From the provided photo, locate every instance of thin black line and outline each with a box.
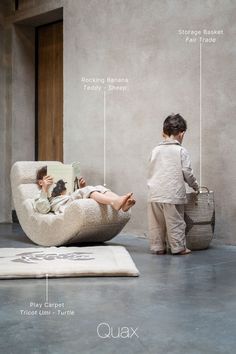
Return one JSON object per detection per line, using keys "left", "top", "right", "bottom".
{"left": 14, "top": 0, "right": 19, "bottom": 11}
{"left": 36, "top": 19, "right": 63, "bottom": 30}
{"left": 192, "top": 221, "right": 214, "bottom": 226}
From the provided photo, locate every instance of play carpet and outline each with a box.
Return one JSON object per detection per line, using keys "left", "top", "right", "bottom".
{"left": 0, "top": 245, "right": 139, "bottom": 279}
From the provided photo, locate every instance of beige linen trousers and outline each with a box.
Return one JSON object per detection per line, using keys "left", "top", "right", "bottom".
{"left": 147, "top": 202, "right": 186, "bottom": 254}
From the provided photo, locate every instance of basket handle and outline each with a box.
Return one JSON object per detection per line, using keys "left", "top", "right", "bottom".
{"left": 198, "top": 186, "right": 211, "bottom": 205}
{"left": 199, "top": 186, "right": 210, "bottom": 194}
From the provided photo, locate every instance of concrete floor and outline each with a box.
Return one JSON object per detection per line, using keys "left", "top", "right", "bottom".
{"left": 0, "top": 224, "right": 236, "bottom": 354}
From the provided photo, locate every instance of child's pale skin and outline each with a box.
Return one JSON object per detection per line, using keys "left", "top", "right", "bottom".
{"left": 163, "top": 131, "right": 185, "bottom": 144}
{"left": 38, "top": 176, "right": 136, "bottom": 212}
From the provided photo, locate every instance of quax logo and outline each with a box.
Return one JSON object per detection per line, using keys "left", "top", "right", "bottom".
{"left": 97, "top": 322, "right": 139, "bottom": 339}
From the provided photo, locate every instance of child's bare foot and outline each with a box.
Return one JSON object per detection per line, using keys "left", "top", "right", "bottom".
{"left": 174, "top": 248, "right": 191, "bottom": 255}
{"left": 111, "top": 193, "right": 133, "bottom": 211}
{"left": 153, "top": 250, "right": 166, "bottom": 255}
{"left": 122, "top": 197, "right": 136, "bottom": 212}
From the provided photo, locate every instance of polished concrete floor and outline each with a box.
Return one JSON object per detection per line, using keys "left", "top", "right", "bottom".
{"left": 0, "top": 223, "right": 236, "bottom": 354}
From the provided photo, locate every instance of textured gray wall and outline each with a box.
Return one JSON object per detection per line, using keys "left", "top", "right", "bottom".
{"left": 64, "top": 0, "right": 236, "bottom": 243}
{"left": 0, "top": 10, "right": 6, "bottom": 222}
{"left": 11, "top": 24, "right": 35, "bottom": 163}
{"left": 0, "top": 1, "right": 12, "bottom": 222}
{"left": 1, "top": 0, "right": 236, "bottom": 244}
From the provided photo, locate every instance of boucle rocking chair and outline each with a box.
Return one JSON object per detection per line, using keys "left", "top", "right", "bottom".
{"left": 10, "top": 161, "right": 130, "bottom": 246}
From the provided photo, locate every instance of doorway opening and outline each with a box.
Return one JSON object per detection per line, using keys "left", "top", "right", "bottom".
{"left": 35, "top": 20, "right": 63, "bottom": 161}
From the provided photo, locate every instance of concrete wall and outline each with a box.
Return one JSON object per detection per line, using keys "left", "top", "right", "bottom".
{"left": 1, "top": 0, "right": 236, "bottom": 244}
{"left": 64, "top": 0, "right": 236, "bottom": 243}
{"left": 0, "top": 6, "right": 6, "bottom": 222}
{"left": 0, "top": 1, "right": 12, "bottom": 222}
{"left": 0, "top": 0, "right": 62, "bottom": 221}
{"left": 11, "top": 24, "right": 35, "bottom": 163}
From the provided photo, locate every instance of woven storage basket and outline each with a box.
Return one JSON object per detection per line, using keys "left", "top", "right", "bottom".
{"left": 184, "top": 187, "right": 215, "bottom": 250}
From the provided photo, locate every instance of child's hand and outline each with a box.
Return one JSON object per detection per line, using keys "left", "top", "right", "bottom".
{"left": 79, "top": 177, "right": 86, "bottom": 188}
{"left": 42, "top": 176, "right": 53, "bottom": 193}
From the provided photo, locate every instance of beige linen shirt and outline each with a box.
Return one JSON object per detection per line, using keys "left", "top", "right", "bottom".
{"left": 147, "top": 139, "right": 199, "bottom": 204}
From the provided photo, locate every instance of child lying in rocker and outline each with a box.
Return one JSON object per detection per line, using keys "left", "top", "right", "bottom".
{"left": 34, "top": 166, "right": 136, "bottom": 215}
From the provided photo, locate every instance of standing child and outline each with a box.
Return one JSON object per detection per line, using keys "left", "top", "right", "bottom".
{"left": 147, "top": 114, "right": 199, "bottom": 255}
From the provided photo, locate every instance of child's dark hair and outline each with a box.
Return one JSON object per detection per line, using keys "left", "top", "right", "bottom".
{"left": 36, "top": 166, "right": 47, "bottom": 185}
{"left": 163, "top": 114, "right": 187, "bottom": 136}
